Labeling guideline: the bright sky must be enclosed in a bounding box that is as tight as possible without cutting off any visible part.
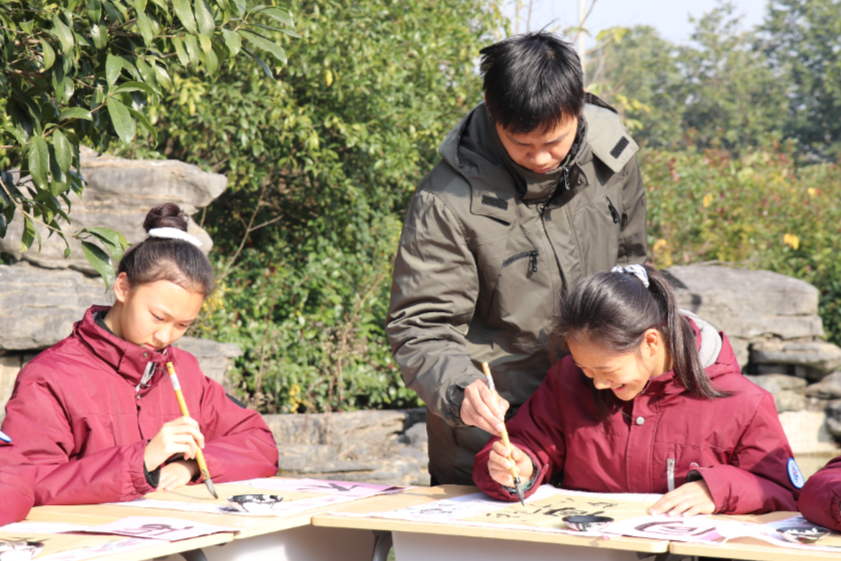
[506,0,769,45]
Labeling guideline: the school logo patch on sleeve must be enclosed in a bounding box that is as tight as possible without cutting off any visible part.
[787,457,805,489]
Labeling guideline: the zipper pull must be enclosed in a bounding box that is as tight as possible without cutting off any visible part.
[529,250,539,273]
[563,167,570,190]
[607,199,620,223]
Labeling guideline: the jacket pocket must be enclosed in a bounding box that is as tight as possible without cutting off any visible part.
[666,449,676,492]
[502,249,539,274]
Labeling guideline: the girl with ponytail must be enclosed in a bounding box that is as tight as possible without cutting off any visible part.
[474,265,800,516]
[0,204,278,507]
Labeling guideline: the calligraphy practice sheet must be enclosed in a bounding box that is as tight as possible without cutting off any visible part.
[0,517,237,542]
[105,478,408,517]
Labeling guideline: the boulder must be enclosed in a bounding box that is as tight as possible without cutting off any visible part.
[745,374,807,394]
[751,340,841,381]
[805,372,841,400]
[778,410,840,454]
[827,400,841,437]
[666,265,823,341]
[173,337,242,393]
[0,263,109,351]
[0,147,226,274]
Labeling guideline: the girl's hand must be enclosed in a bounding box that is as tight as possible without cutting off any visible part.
[462,379,509,436]
[144,417,205,472]
[158,460,199,491]
[488,440,533,488]
[649,480,715,517]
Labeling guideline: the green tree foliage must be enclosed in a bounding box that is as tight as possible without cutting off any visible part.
[759,0,841,161]
[590,3,787,153]
[126,0,505,413]
[0,0,293,281]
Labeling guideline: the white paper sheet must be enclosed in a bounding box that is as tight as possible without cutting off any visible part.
[602,515,722,543]
[106,493,362,517]
[38,538,153,561]
[234,478,406,497]
[73,516,238,541]
[377,484,560,523]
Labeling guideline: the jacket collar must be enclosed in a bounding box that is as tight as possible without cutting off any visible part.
[74,306,170,387]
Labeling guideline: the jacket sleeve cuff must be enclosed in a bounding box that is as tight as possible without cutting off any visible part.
[129,441,156,496]
[445,377,482,427]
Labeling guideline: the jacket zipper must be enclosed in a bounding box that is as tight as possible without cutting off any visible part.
[607,198,620,224]
[502,249,539,272]
[667,456,676,492]
[539,202,568,295]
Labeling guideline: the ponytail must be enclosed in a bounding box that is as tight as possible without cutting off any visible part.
[556,265,729,421]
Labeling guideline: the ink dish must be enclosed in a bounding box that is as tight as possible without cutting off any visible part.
[562,515,614,532]
[227,494,284,514]
[0,540,44,561]
[777,525,831,544]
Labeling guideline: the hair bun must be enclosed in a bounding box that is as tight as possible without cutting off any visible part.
[143,203,188,233]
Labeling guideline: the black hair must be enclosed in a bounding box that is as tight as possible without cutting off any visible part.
[117,203,215,297]
[479,32,584,134]
[555,265,730,421]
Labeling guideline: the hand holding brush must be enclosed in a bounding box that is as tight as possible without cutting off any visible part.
[481,362,526,505]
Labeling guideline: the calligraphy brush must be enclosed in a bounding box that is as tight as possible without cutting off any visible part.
[481,362,525,506]
[165,362,218,499]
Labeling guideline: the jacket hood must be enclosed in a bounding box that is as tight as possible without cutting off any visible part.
[645,313,736,397]
[74,306,170,388]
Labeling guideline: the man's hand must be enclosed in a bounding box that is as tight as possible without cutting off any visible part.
[488,440,533,488]
[460,379,509,435]
[158,460,199,491]
[649,480,715,517]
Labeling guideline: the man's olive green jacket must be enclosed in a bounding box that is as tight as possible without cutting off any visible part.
[387,95,648,485]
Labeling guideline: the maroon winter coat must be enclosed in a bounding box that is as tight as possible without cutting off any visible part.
[799,456,841,530]
[474,324,799,514]
[0,306,279,506]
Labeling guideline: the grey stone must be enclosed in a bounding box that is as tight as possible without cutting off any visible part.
[667,265,823,340]
[1,147,226,274]
[826,400,841,437]
[745,374,807,394]
[263,409,429,486]
[805,372,841,399]
[0,263,109,351]
[173,337,242,392]
[751,340,841,380]
[773,390,810,413]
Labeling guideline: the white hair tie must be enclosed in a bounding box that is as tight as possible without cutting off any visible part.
[147,227,203,248]
[611,264,649,287]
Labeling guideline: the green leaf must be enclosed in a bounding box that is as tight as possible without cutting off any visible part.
[91,23,108,49]
[172,0,197,34]
[106,53,122,86]
[106,98,135,143]
[52,129,73,173]
[51,15,75,54]
[221,28,241,57]
[88,0,102,22]
[114,80,157,96]
[172,37,190,67]
[81,240,116,287]
[202,42,218,75]
[136,9,154,45]
[21,216,41,252]
[28,137,50,190]
[259,7,293,27]
[127,106,158,142]
[82,226,128,262]
[184,34,200,65]
[194,0,214,36]
[242,47,273,79]
[134,59,159,94]
[198,33,212,53]
[59,107,93,121]
[239,29,286,64]
[153,62,172,90]
[42,40,56,70]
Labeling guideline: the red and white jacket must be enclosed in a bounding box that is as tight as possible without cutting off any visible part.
[0,306,278,506]
[474,320,799,514]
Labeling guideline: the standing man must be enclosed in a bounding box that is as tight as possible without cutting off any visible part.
[387,32,648,485]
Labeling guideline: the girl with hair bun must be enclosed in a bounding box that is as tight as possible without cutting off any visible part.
[474,265,800,516]
[0,203,278,507]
